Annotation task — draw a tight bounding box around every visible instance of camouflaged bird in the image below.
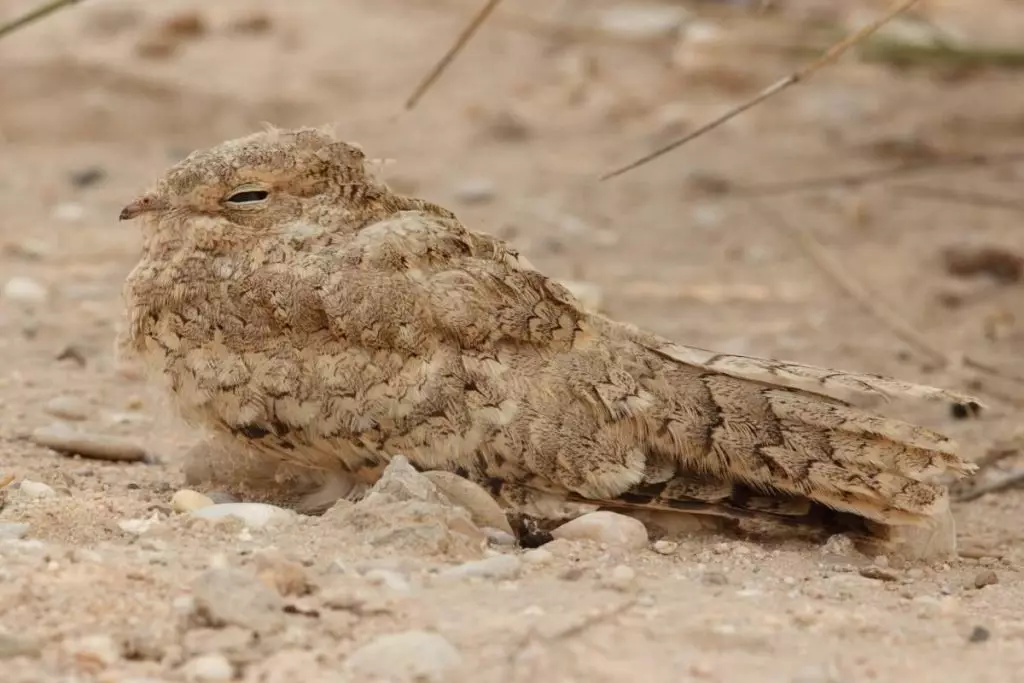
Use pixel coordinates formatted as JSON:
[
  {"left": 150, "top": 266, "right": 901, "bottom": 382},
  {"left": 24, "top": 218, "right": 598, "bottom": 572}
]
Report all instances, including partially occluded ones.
[{"left": 118, "top": 126, "right": 980, "bottom": 539}]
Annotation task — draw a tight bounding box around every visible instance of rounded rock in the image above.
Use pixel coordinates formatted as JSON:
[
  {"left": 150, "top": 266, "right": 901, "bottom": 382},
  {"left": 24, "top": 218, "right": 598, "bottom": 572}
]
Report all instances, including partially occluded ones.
[
  {"left": 190, "top": 502, "right": 294, "bottom": 530},
  {"left": 182, "top": 653, "right": 234, "bottom": 682},
  {"left": 344, "top": 630, "right": 462, "bottom": 682},
  {"left": 18, "top": 480, "right": 56, "bottom": 499},
  {"left": 551, "top": 511, "right": 649, "bottom": 550},
  {"left": 171, "top": 489, "right": 215, "bottom": 513}
]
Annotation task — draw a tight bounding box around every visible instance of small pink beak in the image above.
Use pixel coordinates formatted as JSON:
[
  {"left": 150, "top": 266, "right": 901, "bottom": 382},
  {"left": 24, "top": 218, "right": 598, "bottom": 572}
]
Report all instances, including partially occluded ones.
[{"left": 119, "top": 194, "right": 168, "bottom": 221}]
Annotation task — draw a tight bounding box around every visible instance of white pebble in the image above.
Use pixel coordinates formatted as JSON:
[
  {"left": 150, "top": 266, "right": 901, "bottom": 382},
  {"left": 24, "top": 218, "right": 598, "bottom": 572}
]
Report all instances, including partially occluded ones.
[
  {"left": 438, "top": 554, "right": 521, "bottom": 582},
  {"left": 598, "top": 4, "right": 690, "bottom": 40},
  {"left": 603, "top": 564, "right": 637, "bottom": 590},
  {"left": 652, "top": 540, "right": 678, "bottom": 555},
  {"left": 18, "top": 480, "right": 56, "bottom": 499},
  {"left": 522, "top": 548, "right": 553, "bottom": 565},
  {"left": 452, "top": 178, "right": 496, "bottom": 205},
  {"left": 0, "top": 523, "right": 30, "bottom": 540},
  {"left": 344, "top": 630, "right": 462, "bottom": 683},
  {"left": 117, "top": 516, "right": 163, "bottom": 537},
  {"left": 190, "top": 502, "right": 294, "bottom": 530},
  {"left": 171, "top": 489, "right": 215, "bottom": 513},
  {"left": 552, "top": 511, "right": 648, "bottom": 550},
  {"left": 182, "top": 653, "right": 234, "bottom": 682},
  {"left": 43, "top": 395, "right": 90, "bottom": 421},
  {"left": 2, "top": 276, "right": 47, "bottom": 303}
]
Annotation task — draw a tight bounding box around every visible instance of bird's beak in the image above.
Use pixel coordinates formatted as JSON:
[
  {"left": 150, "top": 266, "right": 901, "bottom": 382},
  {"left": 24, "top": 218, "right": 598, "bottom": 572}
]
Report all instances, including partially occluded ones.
[{"left": 119, "top": 193, "right": 168, "bottom": 221}]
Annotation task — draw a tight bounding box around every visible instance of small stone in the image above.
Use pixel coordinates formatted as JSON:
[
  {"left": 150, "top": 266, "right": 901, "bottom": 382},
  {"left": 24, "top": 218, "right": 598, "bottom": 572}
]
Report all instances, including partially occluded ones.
[
  {"left": 18, "top": 480, "right": 56, "bottom": 499},
  {"left": 968, "top": 625, "right": 991, "bottom": 643},
  {"left": 190, "top": 568, "right": 285, "bottom": 634},
  {"left": 859, "top": 566, "right": 899, "bottom": 582},
  {"left": 652, "top": 540, "right": 678, "bottom": 555},
  {"left": 191, "top": 503, "right": 294, "bottom": 530},
  {"left": 0, "top": 523, "right": 29, "bottom": 540},
  {"left": 43, "top": 395, "right": 91, "bottom": 421},
  {"left": 252, "top": 549, "right": 313, "bottom": 597},
  {"left": 2, "top": 276, "right": 47, "bottom": 302},
  {"left": 522, "top": 548, "right": 553, "bottom": 565},
  {"left": 63, "top": 634, "right": 121, "bottom": 670},
  {"left": 551, "top": 511, "right": 648, "bottom": 550},
  {"left": 69, "top": 167, "right": 106, "bottom": 188},
  {"left": 702, "top": 571, "right": 729, "bottom": 586},
  {"left": 52, "top": 202, "right": 85, "bottom": 222},
  {"left": 30, "top": 426, "right": 148, "bottom": 462},
  {"left": 598, "top": 4, "right": 690, "bottom": 40},
  {"left": 438, "top": 554, "right": 521, "bottom": 582},
  {"left": 484, "top": 528, "right": 517, "bottom": 546},
  {"left": 182, "top": 653, "right": 234, "bottom": 682},
  {"left": 172, "top": 490, "right": 215, "bottom": 513},
  {"left": 420, "top": 469, "right": 512, "bottom": 534},
  {"left": 344, "top": 630, "right": 462, "bottom": 682},
  {"left": 603, "top": 564, "right": 636, "bottom": 590},
  {"left": 452, "top": 178, "right": 496, "bottom": 205},
  {"left": 117, "top": 517, "right": 164, "bottom": 537},
  {"left": 972, "top": 570, "right": 998, "bottom": 589}
]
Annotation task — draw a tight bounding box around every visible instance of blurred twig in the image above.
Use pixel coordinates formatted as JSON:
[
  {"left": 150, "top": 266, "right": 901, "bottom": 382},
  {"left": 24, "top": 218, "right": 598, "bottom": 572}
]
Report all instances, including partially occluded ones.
[
  {"left": 896, "top": 184, "right": 1024, "bottom": 214},
  {"left": 751, "top": 198, "right": 1024, "bottom": 403},
  {"left": 404, "top": 0, "right": 504, "bottom": 110},
  {"left": 599, "top": 0, "right": 923, "bottom": 180},
  {"left": 0, "top": 0, "right": 81, "bottom": 42},
  {"left": 721, "top": 151, "right": 1024, "bottom": 198}
]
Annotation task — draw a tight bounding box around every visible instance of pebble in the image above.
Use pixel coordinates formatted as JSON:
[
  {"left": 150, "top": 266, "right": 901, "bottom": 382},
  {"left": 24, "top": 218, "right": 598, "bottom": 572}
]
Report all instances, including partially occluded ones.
[
  {"left": 522, "top": 548, "right": 553, "bottom": 565},
  {"left": 18, "top": 480, "right": 56, "bottom": 499},
  {"left": 63, "top": 634, "right": 121, "bottom": 669},
  {"left": 190, "top": 568, "right": 285, "bottom": 634},
  {"left": 191, "top": 503, "right": 293, "bottom": 530},
  {"left": 859, "top": 566, "right": 899, "bottom": 582},
  {"left": 598, "top": 4, "right": 690, "bottom": 40},
  {"left": 2, "top": 276, "right": 47, "bottom": 303},
  {"left": 344, "top": 630, "right": 463, "bottom": 683},
  {"left": 452, "top": 178, "right": 496, "bottom": 205},
  {"left": 253, "top": 549, "right": 313, "bottom": 597},
  {"left": 172, "top": 489, "right": 216, "bottom": 513},
  {"left": 972, "top": 569, "right": 999, "bottom": 589},
  {"left": 117, "top": 517, "right": 164, "bottom": 537},
  {"left": 30, "top": 426, "right": 148, "bottom": 462},
  {"left": 420, "top": 469, "right": 513, "bottom": 534},
  {"left": 652, "top": 540, "right": 678, "bottom": 555},
  {"left": 603, "top": 564, "right": 637, "bottom": 590},
  {"left": 551, "top": 511, "right": 649, "bottom": 550},
  {"left": 43, "top": 395, "right": 91, "bottom": 421},
  {"left": 0, "top": 523, "right": 29, "bottom": 540},
  {"left": 437, "top": 554, "right": 521, "bottom": 582},
  {"left": 0, "top": 632, "right": 40, "bottom": 659},
  {"left": 182, "top": 653, "right": 234, "bottom": 682}
]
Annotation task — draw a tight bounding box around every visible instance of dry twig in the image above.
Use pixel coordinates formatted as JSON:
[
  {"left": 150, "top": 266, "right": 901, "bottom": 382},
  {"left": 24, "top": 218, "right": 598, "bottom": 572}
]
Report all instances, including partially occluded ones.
[
  {"left": 0, "top": 0, "right": 81, "bottom": 42},
  {"left": 599, "top": 0, "right": 923, "bottom": 180},
  {"left": 896, "top": 184, "right": 1024, "bottom": 214},
  {"left": 404, "top": 0, "right": 504, "bottom": 110},
  {"left": 750, "top": 198, "right": 1024, "bottom": 402}
]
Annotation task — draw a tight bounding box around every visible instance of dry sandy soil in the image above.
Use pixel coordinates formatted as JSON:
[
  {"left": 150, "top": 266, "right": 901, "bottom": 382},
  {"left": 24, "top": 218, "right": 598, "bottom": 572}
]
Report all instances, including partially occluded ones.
[{"left": 2, "top": 0, "right": 1024, "bottom": 681}]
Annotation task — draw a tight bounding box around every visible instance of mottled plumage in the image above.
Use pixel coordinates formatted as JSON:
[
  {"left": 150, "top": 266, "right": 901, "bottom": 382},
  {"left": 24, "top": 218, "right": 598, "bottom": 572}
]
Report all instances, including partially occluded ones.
[{"left": 118, "top": 126, "right": 979, "bottom": 538}]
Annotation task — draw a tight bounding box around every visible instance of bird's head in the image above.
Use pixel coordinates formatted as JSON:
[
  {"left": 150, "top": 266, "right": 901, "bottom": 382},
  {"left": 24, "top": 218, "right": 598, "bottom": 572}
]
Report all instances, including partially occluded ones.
[{"left": 119, "top": 126, "right": 374, "bottom": 238}]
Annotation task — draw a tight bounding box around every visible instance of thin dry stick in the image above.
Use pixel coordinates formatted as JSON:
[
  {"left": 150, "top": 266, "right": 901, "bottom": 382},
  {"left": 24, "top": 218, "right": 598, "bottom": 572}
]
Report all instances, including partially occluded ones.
[
  {"left": 404, "top": 0, "right": 504, "bottom": 110},
  {"left": 0, "top": 0, "right": 81, "bottom": 41},
  {"left": 599, "top": 0, "right": 922, "bottom": 181},
  {"left": 750, "top": 198, "right": 1024, "bottom": 398},
  {"left": 896, "top": 184, "right": 1024, "bottom": 214},
  {"left": 722, "top": 151, "right": 1024, "bottom": 198},
  {"left": 956, "top": 470, "right": 1024, "bottom": 502}
]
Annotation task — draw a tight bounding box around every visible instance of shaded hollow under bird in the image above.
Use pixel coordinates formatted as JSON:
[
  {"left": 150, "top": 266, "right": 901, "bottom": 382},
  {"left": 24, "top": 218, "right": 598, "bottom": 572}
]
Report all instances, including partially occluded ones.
[{"left": 117, "top": 126, "right": 980, "bottom": 548}]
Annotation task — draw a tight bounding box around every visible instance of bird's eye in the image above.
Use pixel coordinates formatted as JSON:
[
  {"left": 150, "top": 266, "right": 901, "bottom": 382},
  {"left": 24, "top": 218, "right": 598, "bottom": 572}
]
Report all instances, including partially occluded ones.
[{"left": 225, "top": 190, "right": 269, "bottom": 204}]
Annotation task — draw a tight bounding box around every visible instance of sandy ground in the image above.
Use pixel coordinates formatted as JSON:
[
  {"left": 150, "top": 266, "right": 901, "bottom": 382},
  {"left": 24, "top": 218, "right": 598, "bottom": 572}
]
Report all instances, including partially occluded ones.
[{"left": 2, "top": 0, "right": 1024, "bottom": 681}]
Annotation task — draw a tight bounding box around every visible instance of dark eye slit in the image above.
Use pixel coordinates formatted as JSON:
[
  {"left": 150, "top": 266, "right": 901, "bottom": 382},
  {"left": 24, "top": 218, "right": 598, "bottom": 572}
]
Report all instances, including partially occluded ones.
[{"left": 227, "top": 190, "right": 269, "bottom": 203}]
